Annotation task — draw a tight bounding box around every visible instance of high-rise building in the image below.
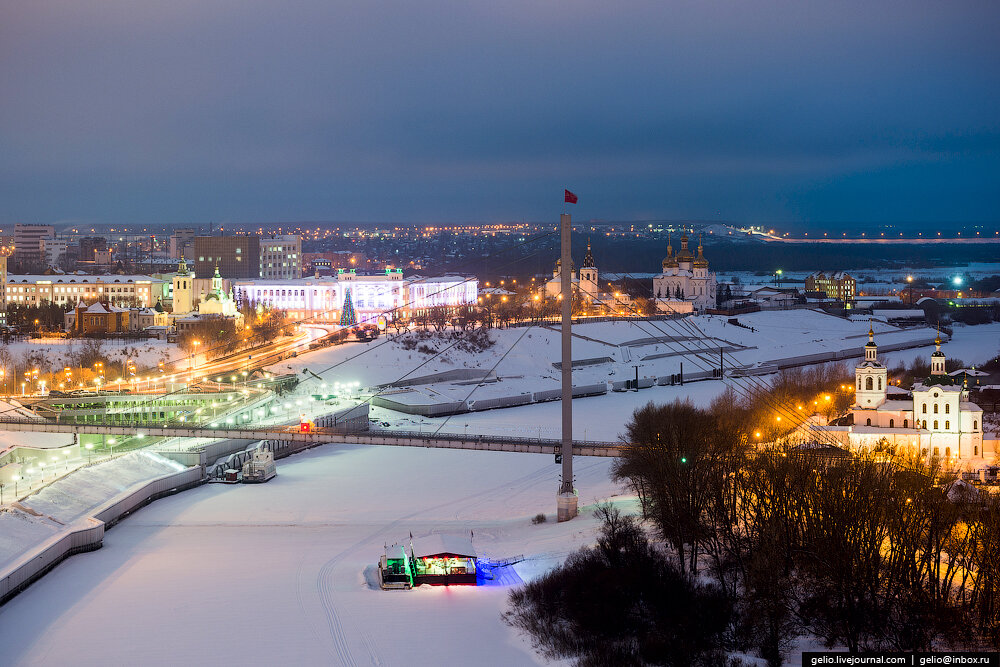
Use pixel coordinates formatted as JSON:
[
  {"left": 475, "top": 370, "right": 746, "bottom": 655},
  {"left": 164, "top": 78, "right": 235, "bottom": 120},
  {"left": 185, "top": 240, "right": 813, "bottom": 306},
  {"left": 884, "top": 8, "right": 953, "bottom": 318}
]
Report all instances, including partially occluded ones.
[
  {"left": 13, "top": 224, "right": 55, "bottom": 269},
  {"left": 193, "top": 236, "right": 260, "bottom": 279},
  {"left": 260, "top": 235, "right": 302, "bottom": 279}
]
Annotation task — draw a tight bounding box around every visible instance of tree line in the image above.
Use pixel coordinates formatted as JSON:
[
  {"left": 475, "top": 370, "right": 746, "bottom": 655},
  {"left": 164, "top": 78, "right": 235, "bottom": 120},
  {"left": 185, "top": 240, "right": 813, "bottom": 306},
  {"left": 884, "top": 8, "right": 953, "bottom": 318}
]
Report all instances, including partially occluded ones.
[{"left": 506, "top": 393, "right": 1000, "bottom": 665}]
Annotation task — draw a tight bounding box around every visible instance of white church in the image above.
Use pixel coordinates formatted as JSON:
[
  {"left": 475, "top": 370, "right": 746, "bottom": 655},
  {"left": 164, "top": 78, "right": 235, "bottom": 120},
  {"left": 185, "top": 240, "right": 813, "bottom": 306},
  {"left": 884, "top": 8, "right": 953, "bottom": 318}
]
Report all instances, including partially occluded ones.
[
  {"left": 543, "top": 241, "right": 599, "bottom": 302},
  {"left": 171, "top": 257, "right": 243, "bottom": 330},
  {"left": 845, "top": 328, "right": 993, "bottom": 466},
  {"left": 652, "top": 232, "right": 717, "bottom": 314}
]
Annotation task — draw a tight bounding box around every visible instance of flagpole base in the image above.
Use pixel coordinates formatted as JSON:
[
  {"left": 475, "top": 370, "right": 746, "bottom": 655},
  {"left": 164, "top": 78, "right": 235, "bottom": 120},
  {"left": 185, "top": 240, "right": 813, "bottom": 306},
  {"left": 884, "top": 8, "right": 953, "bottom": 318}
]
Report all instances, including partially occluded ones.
[{"left": 557, "top": 491, "right": 578, "bottom": 522}]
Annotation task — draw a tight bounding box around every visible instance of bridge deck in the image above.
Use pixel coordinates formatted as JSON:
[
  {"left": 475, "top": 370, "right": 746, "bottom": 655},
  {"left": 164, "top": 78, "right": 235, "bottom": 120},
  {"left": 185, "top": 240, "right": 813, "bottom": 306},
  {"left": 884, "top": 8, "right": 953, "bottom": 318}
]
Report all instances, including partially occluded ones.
[{"left": 0, "top": 419, "right": 623, "bottom": 457}]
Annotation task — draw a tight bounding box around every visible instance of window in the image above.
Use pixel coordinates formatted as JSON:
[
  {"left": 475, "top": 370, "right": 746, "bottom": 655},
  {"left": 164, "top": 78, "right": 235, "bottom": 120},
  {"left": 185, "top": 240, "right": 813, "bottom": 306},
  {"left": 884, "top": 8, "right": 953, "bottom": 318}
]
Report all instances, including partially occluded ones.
[
  {"left": 922, "top": 403, "right": 927, "bottom": 414},
  {"left": 975, "top": 446, "right": 979, "bottom": 456},
  {"left": 903, "top": 419, "right": 908, "bottom": 428},
  {"left": 866, "top": 377, "right": 873, "bottom": 391},
  {"left": 889, "top": 419, "right": 894, "bottom": 428},
  {"left": 933, "top": 420, "right": 938, "bottom": 429},
  {"left": 945, "top": 421, "right": 950, "bottom": 429},
  {"left": 974, "top": 420, "right": 978, "bottom": 430},
  {"left": 944, "top": 403, "right": 949, "bottom": 414},
  {"left": 878, "top": 378, "right": 882, "bottom": 389},
  {"left": 933, "top": 403, "right": 938, "bottom": 414},
  {"left": 922, "top": 420, "right": 927, "bottom": 429},
  {"left": 933, "top": 447, "right": 939, "bottom": 456},
  {"left": 945, "top": 447, "right": 951, "bottom": 458},
  {"left": 866, "top": 418, "right": 872, "bottom": 426}
]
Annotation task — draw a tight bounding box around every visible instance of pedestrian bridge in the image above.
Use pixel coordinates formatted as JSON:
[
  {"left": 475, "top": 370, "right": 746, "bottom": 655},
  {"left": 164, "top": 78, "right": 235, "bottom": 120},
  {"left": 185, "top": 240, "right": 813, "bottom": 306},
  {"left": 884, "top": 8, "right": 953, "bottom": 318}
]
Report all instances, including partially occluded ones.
[{"left": 0, "top": 417, "right": 623, "bottom": 458}]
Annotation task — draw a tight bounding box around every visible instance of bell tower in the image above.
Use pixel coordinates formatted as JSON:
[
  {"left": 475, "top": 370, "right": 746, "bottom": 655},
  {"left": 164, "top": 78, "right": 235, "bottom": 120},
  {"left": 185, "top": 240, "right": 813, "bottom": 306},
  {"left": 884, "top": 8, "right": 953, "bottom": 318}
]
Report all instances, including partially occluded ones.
[
  {"left": 855, "top": 325, "right": 888, "bottom": 408},
  {"left": 172, "top": 255, "right": 193, "bottom": 315}
]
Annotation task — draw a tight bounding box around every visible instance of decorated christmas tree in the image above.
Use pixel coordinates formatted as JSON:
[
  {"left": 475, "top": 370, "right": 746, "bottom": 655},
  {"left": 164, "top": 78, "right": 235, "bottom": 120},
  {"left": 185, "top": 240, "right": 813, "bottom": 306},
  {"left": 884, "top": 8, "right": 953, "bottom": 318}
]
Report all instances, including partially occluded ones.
[{"left": 340, "top": 290, "right": 357, "bottom": 326}]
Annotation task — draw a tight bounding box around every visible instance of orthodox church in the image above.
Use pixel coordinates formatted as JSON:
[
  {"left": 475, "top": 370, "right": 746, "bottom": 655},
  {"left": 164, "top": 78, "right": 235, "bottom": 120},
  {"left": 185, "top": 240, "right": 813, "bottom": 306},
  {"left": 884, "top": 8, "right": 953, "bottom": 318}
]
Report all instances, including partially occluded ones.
[
  {"left": 846, "top": 328, "right": 992, "bottom": 466},
  {"left": 652, "top": 232, "right": 717, "bottom": 313},
  {"left": 544, "top": 240, "right": 599, "bottom": 302},
  {"left": 171, "top": 257, "right": 243, "bottom": 328}
]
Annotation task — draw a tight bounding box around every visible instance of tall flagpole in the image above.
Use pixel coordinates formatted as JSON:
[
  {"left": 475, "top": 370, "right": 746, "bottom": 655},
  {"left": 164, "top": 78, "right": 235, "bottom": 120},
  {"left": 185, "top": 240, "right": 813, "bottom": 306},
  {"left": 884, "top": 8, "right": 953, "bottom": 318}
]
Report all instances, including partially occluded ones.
[{"left": 557, "top": 210, "right": 578, "bottom": 521}]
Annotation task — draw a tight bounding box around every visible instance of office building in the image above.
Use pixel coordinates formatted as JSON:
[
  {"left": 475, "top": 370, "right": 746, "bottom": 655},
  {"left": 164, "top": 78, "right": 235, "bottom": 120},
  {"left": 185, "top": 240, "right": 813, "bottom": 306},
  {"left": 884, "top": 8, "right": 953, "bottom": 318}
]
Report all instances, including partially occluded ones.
[
  {"left": 260, "top": 235, "right": 302, "bottom": 279},
  {"left": 193, "top": 236, "right": 260, "bottom": 280}
]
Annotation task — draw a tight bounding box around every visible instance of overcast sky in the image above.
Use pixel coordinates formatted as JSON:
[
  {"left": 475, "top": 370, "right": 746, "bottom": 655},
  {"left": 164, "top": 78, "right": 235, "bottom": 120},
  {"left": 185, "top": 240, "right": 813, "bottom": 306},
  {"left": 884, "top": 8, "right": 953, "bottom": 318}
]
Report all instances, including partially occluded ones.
[{"left": 2, "top": 1, "right": 998, "bottom": 225}]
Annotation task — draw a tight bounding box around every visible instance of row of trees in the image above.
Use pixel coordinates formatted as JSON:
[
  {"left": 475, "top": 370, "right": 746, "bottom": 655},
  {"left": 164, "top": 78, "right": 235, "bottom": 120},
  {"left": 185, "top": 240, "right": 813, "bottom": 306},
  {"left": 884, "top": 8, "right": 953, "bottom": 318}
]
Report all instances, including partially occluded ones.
[
  {"left": 176, "top": 304, "right": 289, "bottom": 358},
  {"left": 508, "top": 395, "right": 1000, "bottom": 665}
]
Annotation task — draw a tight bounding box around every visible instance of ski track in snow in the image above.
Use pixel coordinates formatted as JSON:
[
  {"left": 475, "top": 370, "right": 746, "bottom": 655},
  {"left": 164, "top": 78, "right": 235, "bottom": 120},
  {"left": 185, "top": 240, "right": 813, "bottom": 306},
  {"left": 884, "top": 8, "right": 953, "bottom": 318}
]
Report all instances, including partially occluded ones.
[{"left": 308, "top": 459, "right": 579, "bottom": 664}]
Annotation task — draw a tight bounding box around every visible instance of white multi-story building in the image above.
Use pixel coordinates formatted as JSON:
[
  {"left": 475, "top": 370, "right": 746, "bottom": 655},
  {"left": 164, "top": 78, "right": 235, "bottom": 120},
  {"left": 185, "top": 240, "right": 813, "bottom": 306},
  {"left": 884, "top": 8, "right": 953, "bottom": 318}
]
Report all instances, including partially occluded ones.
[
  {"left": 4, "top": 274, "right": 164, "bottom": 308},
  {"left": 652, "top": 233, "right": 717, "bottom": 313},
  {"left": 41, "top": 238, "right": 69, "bottom": 267},
  {"left": 846, "top": 329, "right": 992, "bottom": 466},
  {"left": 260, "top": 235, "right": 302, "bottom": 279},
  {"left": 233, "top": 269, "right": 477, "bottom": 322}
]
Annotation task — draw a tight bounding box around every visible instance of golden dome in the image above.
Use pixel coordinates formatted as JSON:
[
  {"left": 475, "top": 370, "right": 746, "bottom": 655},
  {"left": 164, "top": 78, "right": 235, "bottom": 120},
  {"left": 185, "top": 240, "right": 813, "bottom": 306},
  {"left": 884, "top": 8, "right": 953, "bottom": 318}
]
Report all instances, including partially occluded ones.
[
  {"left": 693, "top": 235, "right": 708, "bottom": 268},
  {"left": 661, "top": 235, "right": 678, "bottom": 269},
  {"left": 675, "top": 233, "right": 694, "bottom": 261}
]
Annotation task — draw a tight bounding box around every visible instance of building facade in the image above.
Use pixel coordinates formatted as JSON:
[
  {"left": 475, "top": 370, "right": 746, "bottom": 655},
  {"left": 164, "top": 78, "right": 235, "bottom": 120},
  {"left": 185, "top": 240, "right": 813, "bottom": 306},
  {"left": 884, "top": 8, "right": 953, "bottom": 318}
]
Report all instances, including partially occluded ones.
[
  {"left": 805, "top": 271, "right": 856, "bottom": 304},
  {"left": 234, "top": 270, "right": 477, "bottom": 322},
  {"left": 847, "top": 330, "right": 990, "bottom": 466},
  {"left": 652, "top": 233, "right": 717, "bottom": 312},
  {"left": 5, "top": 274, "right": 164, "bottom": 308},
  {"left": 260, "top": 235, "right": 302, "bottom": 279},
  {"left": 66, "top": 301, "right": 129, "bottom": 335},
  {"left": 193, "top": 236, "right": 261, "bottom": 279},
  {"left": 13, "top": 224, "right": 55, "bottom": 269},
  {"left": 41, "top": 238, "right": 69, "bottom": 267}
]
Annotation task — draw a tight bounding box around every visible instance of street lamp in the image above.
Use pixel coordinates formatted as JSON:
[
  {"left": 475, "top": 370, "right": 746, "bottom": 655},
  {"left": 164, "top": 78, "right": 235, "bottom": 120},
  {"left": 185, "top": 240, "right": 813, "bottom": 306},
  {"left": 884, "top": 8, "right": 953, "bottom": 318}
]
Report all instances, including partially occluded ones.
[{"left": 906, "top": 275, "right": 914, "bottom": 305}]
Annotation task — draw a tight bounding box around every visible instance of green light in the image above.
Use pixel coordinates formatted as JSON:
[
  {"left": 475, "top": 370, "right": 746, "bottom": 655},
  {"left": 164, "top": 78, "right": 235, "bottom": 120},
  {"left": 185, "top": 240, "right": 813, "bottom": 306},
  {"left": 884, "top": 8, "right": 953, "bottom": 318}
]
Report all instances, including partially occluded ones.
[{"left": 680, "top": 457, "right": 687, "bottom": 463}]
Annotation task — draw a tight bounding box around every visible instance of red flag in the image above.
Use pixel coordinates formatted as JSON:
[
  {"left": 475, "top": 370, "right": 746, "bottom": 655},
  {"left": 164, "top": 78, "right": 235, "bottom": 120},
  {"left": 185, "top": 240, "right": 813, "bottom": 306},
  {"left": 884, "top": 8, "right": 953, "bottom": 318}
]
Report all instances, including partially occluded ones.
[{"left": 564, "top": 189, "right": 578, "bottom": 204}]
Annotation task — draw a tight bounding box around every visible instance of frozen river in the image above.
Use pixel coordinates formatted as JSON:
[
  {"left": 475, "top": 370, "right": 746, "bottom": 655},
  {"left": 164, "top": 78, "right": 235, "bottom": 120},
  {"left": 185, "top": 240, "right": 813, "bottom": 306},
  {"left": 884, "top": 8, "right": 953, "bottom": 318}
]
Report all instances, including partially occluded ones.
[{"left": 0, "top": 444, "right": 626, "bottom": 666}]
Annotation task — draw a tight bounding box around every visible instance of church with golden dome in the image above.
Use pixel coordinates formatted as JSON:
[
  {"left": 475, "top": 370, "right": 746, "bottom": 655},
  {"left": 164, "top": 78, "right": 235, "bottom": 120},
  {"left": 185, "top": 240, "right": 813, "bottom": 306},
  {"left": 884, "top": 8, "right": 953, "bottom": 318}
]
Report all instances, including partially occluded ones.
[{"left": 652, "top": 232, "right": 717, "bottom": 313}]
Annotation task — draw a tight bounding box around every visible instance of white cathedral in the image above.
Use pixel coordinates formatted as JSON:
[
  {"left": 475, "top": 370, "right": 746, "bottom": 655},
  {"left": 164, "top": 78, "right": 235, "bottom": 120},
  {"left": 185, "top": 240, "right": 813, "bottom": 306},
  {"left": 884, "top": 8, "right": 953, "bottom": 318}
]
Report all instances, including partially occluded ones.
[
  {"left": 653, "top": 232, "right": 717, "bottom": 313},
  {"left": 845, "top": 328, "right": 992, "bottom": 466}
]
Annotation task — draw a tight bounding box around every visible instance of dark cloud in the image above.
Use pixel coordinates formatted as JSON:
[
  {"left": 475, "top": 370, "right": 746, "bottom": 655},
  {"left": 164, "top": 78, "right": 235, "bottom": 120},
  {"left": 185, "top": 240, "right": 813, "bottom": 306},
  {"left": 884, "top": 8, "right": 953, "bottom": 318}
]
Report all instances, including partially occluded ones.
[{"left": 1, "top": 0, "right": 998, "bottom": 224}]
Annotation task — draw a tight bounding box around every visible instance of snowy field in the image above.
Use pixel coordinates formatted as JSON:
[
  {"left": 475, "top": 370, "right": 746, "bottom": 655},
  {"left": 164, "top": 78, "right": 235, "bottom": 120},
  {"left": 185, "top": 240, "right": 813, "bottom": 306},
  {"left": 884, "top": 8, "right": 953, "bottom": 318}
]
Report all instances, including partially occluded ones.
[
  {"left": 880, "top": 321, "right": 1000, "bottom": 369},
  {"left": 0, "top": 445, "right": 627, "bottom": 666},
  {"left": 275, "top": 311, "right": 936, "bottom": 397}
]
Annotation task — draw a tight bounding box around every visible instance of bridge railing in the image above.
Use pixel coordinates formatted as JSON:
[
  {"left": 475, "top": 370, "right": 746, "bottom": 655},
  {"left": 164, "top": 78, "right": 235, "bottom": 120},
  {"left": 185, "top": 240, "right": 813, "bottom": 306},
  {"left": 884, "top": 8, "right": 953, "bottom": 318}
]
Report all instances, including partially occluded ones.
[{"left": 0, "top": 416, "right": 624, "bottom": 450}]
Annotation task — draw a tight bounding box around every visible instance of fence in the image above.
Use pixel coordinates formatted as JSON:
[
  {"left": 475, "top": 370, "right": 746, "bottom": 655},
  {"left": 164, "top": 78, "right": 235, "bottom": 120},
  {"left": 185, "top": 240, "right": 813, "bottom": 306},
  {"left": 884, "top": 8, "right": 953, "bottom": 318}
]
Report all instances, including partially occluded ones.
[{"left": 0, "top": 518, "right": 105, "bottom": 606}]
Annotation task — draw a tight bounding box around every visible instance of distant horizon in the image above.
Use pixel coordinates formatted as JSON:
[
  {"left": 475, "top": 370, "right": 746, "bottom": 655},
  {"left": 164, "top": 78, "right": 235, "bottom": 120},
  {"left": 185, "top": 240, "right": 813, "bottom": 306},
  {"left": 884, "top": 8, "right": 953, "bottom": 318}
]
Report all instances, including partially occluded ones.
[
  {"left": 3, "top": 219, "right": 996, "bottom": 237},
  {"left": 3, "top": 2, "right": 998, "bottom": 226}
]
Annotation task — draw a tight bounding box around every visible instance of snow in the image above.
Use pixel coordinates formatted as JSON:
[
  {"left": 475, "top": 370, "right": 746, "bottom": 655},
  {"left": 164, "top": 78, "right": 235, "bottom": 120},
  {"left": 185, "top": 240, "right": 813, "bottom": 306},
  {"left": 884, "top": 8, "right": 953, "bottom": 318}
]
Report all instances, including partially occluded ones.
[
  {"left": 269, "top": 312, "right": 934, "bottom": 431},
  {"left": 20, "top": 451, "right": 186, "bottom": 524},
  {"left": 0, "top": 444, "right": 628, "bottom": 666},
  {"left": 0, "top": 506, "right": 64, "bottom": 570},
  {"left": 0, "top": 338, "right": 185, "bottom": 374},
  {"left": 880, "top": 322, "right": 1000, "bottom": 369},
  {"left": 371, "top": 379, "right": 729, "bottom": 442}
]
